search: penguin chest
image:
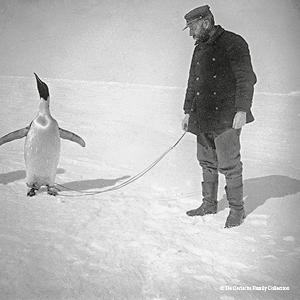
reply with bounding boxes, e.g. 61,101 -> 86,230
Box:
25,116 -> 61,185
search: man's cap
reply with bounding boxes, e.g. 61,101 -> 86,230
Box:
183,5 -> 211,30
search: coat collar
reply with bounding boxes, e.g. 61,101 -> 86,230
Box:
195,25 -> 225,46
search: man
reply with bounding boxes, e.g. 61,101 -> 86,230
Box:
181,5 -> 256,228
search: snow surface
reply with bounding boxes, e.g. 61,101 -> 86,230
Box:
0,76 -> 300,299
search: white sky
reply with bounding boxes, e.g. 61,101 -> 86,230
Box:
0,0 -> 299,93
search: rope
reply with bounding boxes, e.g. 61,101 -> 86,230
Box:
55,131 -> 187,197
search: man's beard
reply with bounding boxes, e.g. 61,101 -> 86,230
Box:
195,26 -> 210,43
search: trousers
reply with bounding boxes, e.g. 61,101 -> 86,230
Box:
196,128 -> 243,189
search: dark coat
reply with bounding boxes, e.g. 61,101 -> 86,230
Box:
183,26 -> 257,134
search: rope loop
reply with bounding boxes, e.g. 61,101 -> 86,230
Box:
56,131 -> 187,197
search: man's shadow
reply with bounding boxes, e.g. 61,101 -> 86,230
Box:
218,175 -> 300,215
0,168 -> 65,184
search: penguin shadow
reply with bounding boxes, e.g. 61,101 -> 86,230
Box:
0,168 -> 66,185
217,175 -> 300,215
57,175 -> 131,191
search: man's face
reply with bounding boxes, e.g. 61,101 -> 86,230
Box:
189,20 -> 210,42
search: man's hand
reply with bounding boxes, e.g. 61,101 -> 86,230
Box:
182,114 -> 190,131
232,111 -> 246,129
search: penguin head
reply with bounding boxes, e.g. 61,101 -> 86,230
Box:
34,73 -> 49,101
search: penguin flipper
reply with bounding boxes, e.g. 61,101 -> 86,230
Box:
59,128 -> 86,147
0,127 -> 29,146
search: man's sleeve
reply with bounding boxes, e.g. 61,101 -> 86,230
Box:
183,50 -> 196,113
227,35 -> 257,112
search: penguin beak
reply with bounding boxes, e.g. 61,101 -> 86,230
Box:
34,73 -> 49,101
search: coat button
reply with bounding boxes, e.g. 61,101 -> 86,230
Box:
196,92 -> 200,95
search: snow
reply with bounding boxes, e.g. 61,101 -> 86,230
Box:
0,75 -> 300,299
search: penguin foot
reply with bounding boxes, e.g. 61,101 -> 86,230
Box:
27,187 -> 37,197
47,185 -> 58,196
27,183 -> 39,197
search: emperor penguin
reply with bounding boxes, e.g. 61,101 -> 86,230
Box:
0,73 -> 86,196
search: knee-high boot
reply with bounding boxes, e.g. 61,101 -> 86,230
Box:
186,179 -> 218,217
224,185 -> 246,228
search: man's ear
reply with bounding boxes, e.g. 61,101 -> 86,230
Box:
203,19 -> 210,29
